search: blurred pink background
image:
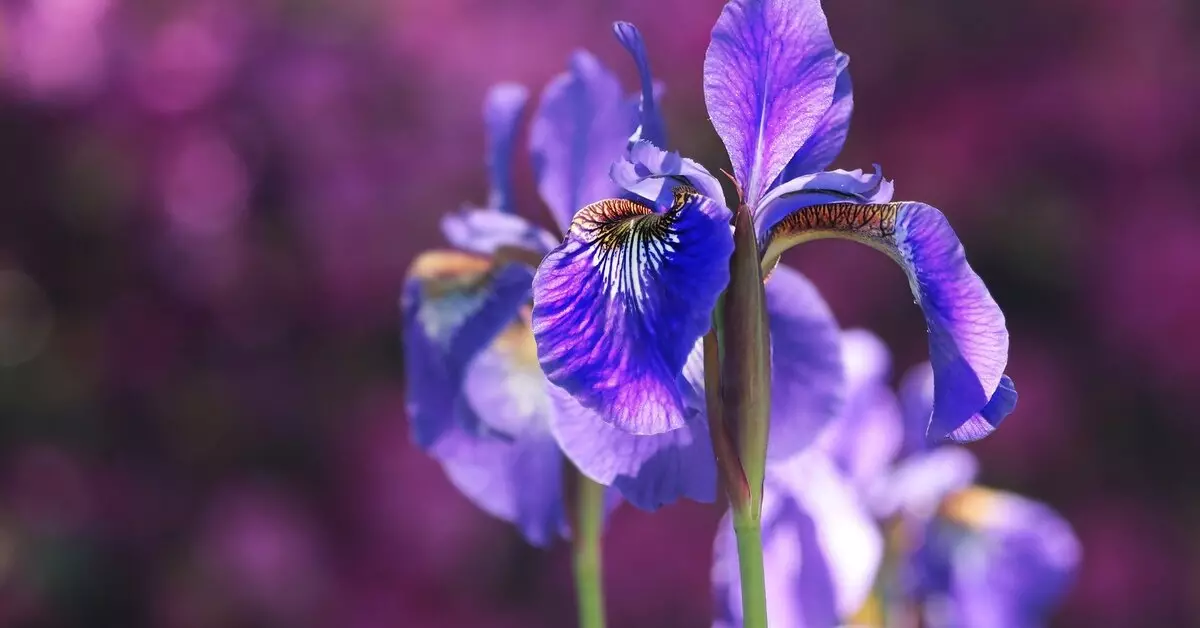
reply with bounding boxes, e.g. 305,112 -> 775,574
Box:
0,0 -> 1197,625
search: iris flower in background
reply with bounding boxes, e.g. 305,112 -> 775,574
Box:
534,0 -> 1016,503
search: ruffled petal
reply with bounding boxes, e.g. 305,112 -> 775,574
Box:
530,51 -> 636,232
611,140 -> 727,209
899,361 -> 1017,450
762,265 -> 845,459
401,251 -> 534,446
532,191 -> 733,434
613,22 -> 667,148
816,329 -> 903,490
703,0 -> 838,206
441,208 -> 559,256
432,429 -> 565,548
713,453 -> 883,627
755,166 -> 893,244
928,488 -> 1081,628
549,385 -> 716,511
482,83 -> 529,214
763,200 -> 1012,444
779,51 -> 853,180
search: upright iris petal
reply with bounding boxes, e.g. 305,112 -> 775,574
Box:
482,83 -> 530,214
532,188 -> 733,434
779,51 -> 853,181
703,0 -> 838,205
613,22 -> 666,148
530,51 -> 636,232
761,200 -> 1014,443
712,454 -> 882,627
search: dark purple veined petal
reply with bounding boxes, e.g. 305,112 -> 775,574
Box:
779,51 -> 853,181
482,83 -> 529,214
613,22 -> 667,148
762,201 -> 1013,444
703,0 -> 838,206
900,361 -> 1018,452
610,140 -> 727,209
441,208 -> 559,257
530,51 -> 636,233
816,330 -> 903,491
549,385 -> 716,511
401,251 -> 533,447
928,488 -> 1081,627
755,166 -> 893,244
532,189 -> 733,435
432,429 -> 566,548
713,454 -> 883,627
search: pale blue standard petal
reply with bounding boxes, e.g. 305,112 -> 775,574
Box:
549,385 -> 716,511
779,51 -> 853,181
703,0 -> 838,206
482,83 -> 530,214
924,488 -> 1081,628
400,251 -> 533,446
611,140 -> 727,209
762,200 -> 1013,445
613,22 -> 667,148
532,190 -> 733,434
530,51 -> 636,232
441,208 -> 559,257
713,454 -> 882,627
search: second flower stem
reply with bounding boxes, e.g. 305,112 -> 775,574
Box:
733,509 -> 769,628
573,472 -> 607,628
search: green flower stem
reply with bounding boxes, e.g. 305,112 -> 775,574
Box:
572,472 -> 607,628
733,509 -> 769,628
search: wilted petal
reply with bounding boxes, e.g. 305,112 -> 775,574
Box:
530,51 -> 636,232
763,201 -> 1012,444
532,192 -> 733,434
401,251 -> 533,446
549,385 -> 716,511
482,83 -> 529,214
613,22 -> 666,148
817,329 -> 903,490
928,488 -> 1081,628
779,51 -> 853,180
611,140 -> 727,209
755,166 -> 893,244
433,429 -> 565,547
441,208 -> 559,257
703,0 -> 838,205
713,454 -> 882,627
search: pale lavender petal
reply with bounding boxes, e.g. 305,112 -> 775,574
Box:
441,208 -> 559,256
433,429 -> 565,548
549,385 -> 716,511
461,312 -> 553,439
610,140 -> 727,209
779,51 -> 853,180
530,51 -> 636,232
531,193 -> 733,434
482,83 -> 530,214
703,0 -> 838,206
869,446 -> 979,520
613,22 -> 666,148
713,454 -> 883,627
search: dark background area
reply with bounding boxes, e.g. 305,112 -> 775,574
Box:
0,0 -> 1197,625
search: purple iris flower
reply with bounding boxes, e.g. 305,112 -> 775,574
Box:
533,0 -> 1016,504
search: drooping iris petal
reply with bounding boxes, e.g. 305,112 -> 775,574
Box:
532,191 -> 733,434
530,51 -> 636,232
762,264 -> 845,459
441,208 -> 558,257
817,329 -> 903,490
762,201 -> 1012,444
926,488 -> 1081,628
613,22 -> 666,148
869,446 -> 979,520
713,454 -> 883,628
482,83 -> 529,214
779,51 -> 853,181
549,385 -> 716,511
433,429 -> 565,548
462,312 -> 552,439
703,0 -> 838,206
401,251 -> 534,446
755,166 -> 893,244
611,140 -> 727,209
